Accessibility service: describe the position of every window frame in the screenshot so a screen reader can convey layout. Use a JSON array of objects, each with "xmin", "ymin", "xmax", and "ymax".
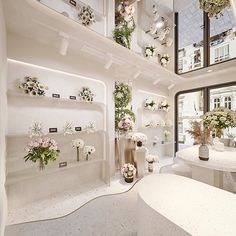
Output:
[
  {"xmin": 174, "ymin": 81, "xmax": 236, "ymax": 153},
  {"xmin": 175, "ymin": 10, "xmax": 236, "ymax": 75}
]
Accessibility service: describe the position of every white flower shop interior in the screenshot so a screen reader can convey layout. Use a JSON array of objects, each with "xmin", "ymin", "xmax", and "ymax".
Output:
[{"xmin": 1, "ymin": 0, "xmax": 236, "ymax": 235}]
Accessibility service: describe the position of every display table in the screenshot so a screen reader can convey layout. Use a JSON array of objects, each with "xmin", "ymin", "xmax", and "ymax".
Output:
[
  {"xmin": 176, "ymin": 146, "xmax": 236, "ymax": 188},
  {"xmin": 137, "ymin": 174, "xmax": 236, "ymax": 236}
]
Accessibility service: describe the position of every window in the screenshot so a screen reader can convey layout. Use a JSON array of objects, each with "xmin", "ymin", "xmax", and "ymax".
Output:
[
  {"xmin": 213, "ymin": 98, "xmax": 220, "ymax": 108},
  {"xmin": 175, "ymin": 3, "xmax": 236, "ymax": 74},
  {"xmin": 176, "ymin": 0, "xmax": 204, "ymax": 74},
  {"xmin": 225, "ymin": 96, "xmax": 232, "ymax": 109},
  {"xmin": 175, "ymin": 82, "xmax": 236, "ymax": 152},
  {"xmin": 176, "ymin": 90, "xmax": 204, "ymax": 151}
]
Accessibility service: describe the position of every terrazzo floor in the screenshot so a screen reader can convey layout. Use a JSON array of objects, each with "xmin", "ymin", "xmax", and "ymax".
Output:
[{"xmin": 7, "ymin": 156, "xmax": 174, "ymax": 226}]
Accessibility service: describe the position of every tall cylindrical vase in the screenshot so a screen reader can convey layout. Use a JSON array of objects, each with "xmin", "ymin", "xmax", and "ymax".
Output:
[
  {"xmin": 199, "ymin": 144, "xmax": 209, "ymax": 161},
  {"xmin": 77, "ymin": 147, "xmax": 80, "ymax": 162}
]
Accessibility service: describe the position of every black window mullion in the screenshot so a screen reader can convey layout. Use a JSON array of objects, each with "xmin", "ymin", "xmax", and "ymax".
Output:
[
  {"xmin": 174, "ymin": 12, "xmax": 179, "ymax": 74},
  {"xmin": 203, "ymin": 12, "xmax": 210, "ymax": 68}
]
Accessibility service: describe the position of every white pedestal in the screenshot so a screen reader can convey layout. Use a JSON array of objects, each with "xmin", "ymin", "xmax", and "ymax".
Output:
[
  {"xmin": 135, "ymin": 148, "xmax": 147, "ymax": 178},
  {"xmin": 192, "ymin": 166, "xmax": 223, "ymax": 188}
]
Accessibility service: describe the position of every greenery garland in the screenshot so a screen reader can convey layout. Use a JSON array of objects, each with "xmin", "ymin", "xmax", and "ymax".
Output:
[{"xmin": 113, "ymin": 81, "xmax": 132, "ymax": 108}]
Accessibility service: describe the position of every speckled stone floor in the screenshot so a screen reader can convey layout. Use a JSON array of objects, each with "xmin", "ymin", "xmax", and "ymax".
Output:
[{"xmin": 5, "ymin": 181, "xmax": 139, "ymax": 236}]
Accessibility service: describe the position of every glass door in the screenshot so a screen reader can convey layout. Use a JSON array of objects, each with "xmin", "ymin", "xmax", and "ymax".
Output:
[{"xmin": 176, "ymin": 90, "xmax": 205, "ymax": 151}]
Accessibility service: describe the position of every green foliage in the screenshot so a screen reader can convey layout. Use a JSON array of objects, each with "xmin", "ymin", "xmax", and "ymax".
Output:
[
  {"xmin": 113, "ymin": 19, "xmax": 135, "ymax": 49},
  {"xmin": 113, "ymin": 81, "xmax": 132, "ymax": 108}
]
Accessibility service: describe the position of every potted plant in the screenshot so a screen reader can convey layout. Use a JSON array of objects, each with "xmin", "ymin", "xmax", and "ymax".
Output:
[
  {"xmin": 186, "ymin": 121, "xmax": 212, "ymax": 161},
  {"xmin": 146, "ymin": 154, "xmax": 159, "ymax": 173},
  {"xmin": 24, "ymin": 137, "xmax": 60, "ymax": 170},
  {"xmin": 121, "ymin": 163, "xmax": 136, "ymax": 183}
]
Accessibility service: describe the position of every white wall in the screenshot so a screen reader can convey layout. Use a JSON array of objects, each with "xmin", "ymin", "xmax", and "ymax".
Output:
[{"xmin": 0, "ymin": 0, "xmax": 8, "ymax": 234}]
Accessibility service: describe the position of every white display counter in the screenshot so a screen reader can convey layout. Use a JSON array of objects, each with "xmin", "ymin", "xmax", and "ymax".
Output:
[{"xmin": 137, "ymin": 174, "xmax": 236, "ymax": 236}]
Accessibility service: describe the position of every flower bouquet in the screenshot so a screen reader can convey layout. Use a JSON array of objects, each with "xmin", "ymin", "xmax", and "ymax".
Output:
[
  {"xmin": 144, "ymin": 98, "xmax": 157, "ymax": 111},
  {"xmin": 84, "ymin": 145, "xmax": 95, "ymax": 160},
  {"xmin": 203, "ymin": 107, "xmax": 236, "ymax": 138},
  {"xmin": 145, "ymin": 46, "xmax": 156, "ymax": 58},
  {"xmin": 78, "ymin": 87, "xmax": 95, "ymax": 103},
  {"xmin": 131, "ymin": 132, "xmax": 148, "ymax": 147},
  {"xmin": 199, "ymin": 0, "xmax": 230, "ymax": 18},
  {"xmin": 78, "ymin": 6, "xmax": 95, "ymax": 26},
  {"xmin": 28, "ymin": 121, "xmax": 44, "ymax": 138},
  {"xmin": 118, "ymin": 115, "xmax": 135, "ymax": 134},
  {"xmin": 72, "ymin": 138, "xmax": 84, "ymax": 161},
  {"xmin": 24, "ymin": 137, "xmax": 60, "ymax": 170},
  {"xmin": 146, "ymin": 154, "xmax": 159, "ymax": 172},
  {"xmin": 159, "ymin": 54, "xmax": 170, "ymax": 67},
  {"xmin": 121, "ymin": 163, "xmax": 136, "ymax": 183},
  {"xmin": 19, "ymin": 76, "xmax": 48, "ymax": 96},
  {"xmin": 159, "ymin": 100, "xmax": 170, "ymax": 112},
  {"xmin": 113, "ymin": 1, "xmax": 136, "ymax": 49}
]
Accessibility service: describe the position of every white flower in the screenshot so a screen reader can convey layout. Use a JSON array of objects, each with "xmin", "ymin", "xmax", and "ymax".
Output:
[
  {"xmin": 84, "ymin": 145, "xmax": 96, "ymax": 155},
  {"xmin": 72, "ymin": 139, "xmax": 84, "ymax": 149},
  {"xmin": 131, "ymin": 132, "xmax": 148, "ymax": 142},
  {"xmin": 146, "ymin": 154, "xmax": 159, "ymax": 163}
]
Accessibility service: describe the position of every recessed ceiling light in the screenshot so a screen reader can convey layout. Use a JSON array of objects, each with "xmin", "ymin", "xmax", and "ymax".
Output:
[{"xmin": 207, "ymin": 69, "xmax": 213, "ymax": 73}]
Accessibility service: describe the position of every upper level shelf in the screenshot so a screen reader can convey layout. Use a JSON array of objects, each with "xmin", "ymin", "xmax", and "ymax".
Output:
[{"xmin": 4, "ymin": 0, "xmax": 184, "ymax": 86}]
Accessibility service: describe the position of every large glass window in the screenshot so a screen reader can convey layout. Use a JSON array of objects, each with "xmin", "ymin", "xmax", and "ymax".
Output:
[
  {"xmin": 177, "ymin": 0, "xmax": 204, "ymax": 74},
  {"xmin": 210, "ymin": 8, "xmax": 236, "ymax": 65},
  {"xmin": 177, "ymin": 90, "xmax": 204, "ymax": 151},
  {"xmin": 209, "ymin": 84, "xmax": 236, "ymax": 137},
  {"xmin": 175, "ymin": 3, "xmax": 236, "ymax": 74}
]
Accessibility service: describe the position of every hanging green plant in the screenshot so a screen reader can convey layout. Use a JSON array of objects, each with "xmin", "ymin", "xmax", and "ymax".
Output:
[
  {"xmin": 113, "ymin": 1, "xmax": 136, "ymax": 49},
  {"xmin": 113, "ymin": 81, "xmax": 132, "ymax": 108},
  {"xmin": 199, "ymin": 0, "xmax": 230, "ymax": 18}
]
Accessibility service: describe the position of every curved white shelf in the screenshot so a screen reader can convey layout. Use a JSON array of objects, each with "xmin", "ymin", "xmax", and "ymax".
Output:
[
  {"xmin": 7, "ymin": 91, "xmax": 105, "ymax": 111},
  {"xmin": 6, "ymin": 158, "xmax": 105, "ymax": 185},
  {"xmin": 6, "ymin": 129, "xmax": 105, "ymax": 139}
]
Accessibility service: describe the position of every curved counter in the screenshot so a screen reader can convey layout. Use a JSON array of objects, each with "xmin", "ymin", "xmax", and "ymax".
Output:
[{"xmin": 138, "ymin": 174, "xmax": 236, "ymax": 236}]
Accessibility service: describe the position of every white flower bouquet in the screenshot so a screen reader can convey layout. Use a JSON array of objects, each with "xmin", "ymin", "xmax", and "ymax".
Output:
[
  {"xmin": 146, "ymin": 154, "xmax": 159, "ymax": 164},
  {"xmin": 28, "ymin": 121, "xmax": 44, "ymax": 138},
  {"xmin": 83, "ymin": 122, "xmax": 96, "ymax": 134},
  {"xmin": 145, "ymin": 46, "xmax": 156, "ymax": 58},
  {"xmin": 131, "ymin": 132, "xmax": 147, "ymax": 147},
  {"xmin": 19, "ymin": 76, "xmax": 48, "ymax": 96},
  {"xmin": 121, "ymin": 163, "xmax": 136, "ymax": 182},
  {"xmin": 78, "ymin": 6, "xmax": 95, "ymax": 26},
  {"xmin": 84, "ymin": 145, "xmax": 95, "ymax": 161},
  {"xmin": 78, "ymin": 87, "xmax": 95, "ymax": 103},
  {"xmin": 24, "ymin": 137, "xmax": 60, "ymax": 170},
  {"xmin": 159, "ymin": 100, "xmax": 170, "ymax": 112},
  {"xmin": 144, "ymin": 98, "xmax": 157, "ymax": 111},
  {"xmin": 118, "ymin": 115, "xmax": 135, "ymax": 134},
  {"xmin": 63, "ymin": 122, "xmax": 75, "ymax": 135},
  {"xmin": 159, "ymin": 54, "xmax": 170, "ymax": 67},
  {"xmin": 203, "ymin": 107, "xmax": 236, "ymax": 137},
  {"xmin": 72, "ymin": 138, "xmax": 84, "ymax": 162}
]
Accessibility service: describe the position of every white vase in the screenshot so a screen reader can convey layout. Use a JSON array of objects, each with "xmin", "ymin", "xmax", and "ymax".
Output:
[{"xmin": 199, "ymin": 145, "xmax": 209, "ymax": 161}]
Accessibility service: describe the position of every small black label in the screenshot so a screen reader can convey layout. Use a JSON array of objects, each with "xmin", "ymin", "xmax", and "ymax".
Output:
[
  {"xmin": 59, "ymin": 162, "xmax": 67, "ymax": 168},
  {"xmin": 49, "ymin": 128, "xmax": 58, "ymax": 133},
  {"xmin": 69, "ymin": 96, "xmax": 76, "ymax": 100},
  {"xmin": 52, "ymin": 93, "xmax": 60, "ymax": 98},
  {"xmin": 69, "ymin": 0, "xmax": 76, "ymax": 6},
  {"xmin": 75, "ymin": 127, "xmax": 82, "ymax": 132}
]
